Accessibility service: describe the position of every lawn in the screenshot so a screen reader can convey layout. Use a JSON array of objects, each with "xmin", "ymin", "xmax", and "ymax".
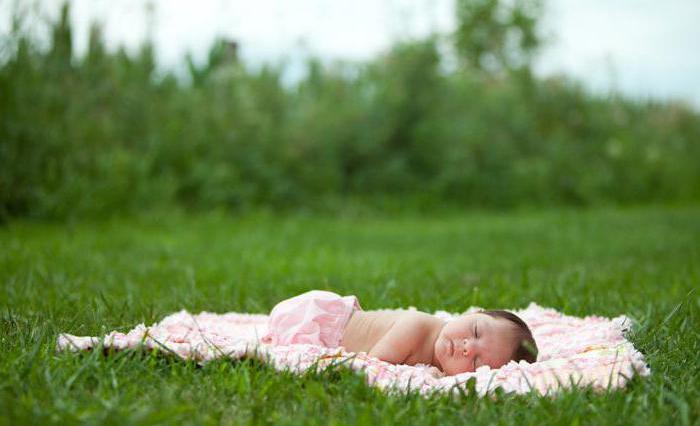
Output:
[{"xmin": 1, "ymin": 206, "xmax": 698, "ymax": 425}]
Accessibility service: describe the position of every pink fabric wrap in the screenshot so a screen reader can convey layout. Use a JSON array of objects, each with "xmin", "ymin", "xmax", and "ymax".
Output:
[{"xmin": 261, "ymin": 290, "xmax": 362, "ymax": 348}]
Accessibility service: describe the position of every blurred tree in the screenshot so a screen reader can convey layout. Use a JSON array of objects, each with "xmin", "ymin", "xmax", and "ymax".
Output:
[
  {"xmin": 49, "ymin": 3, "xmax": 73, "ymax": 70},
  {"xmin": 187, "ymin": 38, "xmax": 240, "ymax": 87},
  {"xmin": 454, "ymin": 0, "xmax": 543, "ymax": 73}
]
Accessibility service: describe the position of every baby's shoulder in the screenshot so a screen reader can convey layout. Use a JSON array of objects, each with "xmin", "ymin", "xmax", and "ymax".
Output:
[{"xmin": 392, "ymin": 310, "xmax": 436, "ymax": 333}]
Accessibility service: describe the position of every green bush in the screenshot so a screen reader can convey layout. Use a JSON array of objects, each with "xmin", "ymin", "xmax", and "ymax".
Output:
[{"xmin": 1, "ymin": 2, "xmax": 699, "ymax": 220}]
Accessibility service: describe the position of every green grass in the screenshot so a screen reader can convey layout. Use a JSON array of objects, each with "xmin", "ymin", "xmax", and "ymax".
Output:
[{"xmin": 1, "ymin": 206, "xmax": 698, "ymax": 425}]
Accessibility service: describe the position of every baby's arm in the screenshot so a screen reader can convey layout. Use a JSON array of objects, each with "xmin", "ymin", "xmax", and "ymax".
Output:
[{"xmin": 368, "ymin": 316, "xmax": 429, "ymax": 364}]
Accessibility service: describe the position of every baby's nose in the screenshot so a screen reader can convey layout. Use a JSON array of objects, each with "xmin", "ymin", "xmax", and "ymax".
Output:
[
  {"xmin": 463, "ymin": 337, "xmax": 479, "ymax": 353},
  {"xmin": 462, "ymin": 339, "xmax": 472, "ymax": 356}
]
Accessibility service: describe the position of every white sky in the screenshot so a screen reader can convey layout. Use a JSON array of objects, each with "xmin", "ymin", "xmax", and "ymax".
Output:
[{"xmin": 2, "ymin": 0, "xmax": 699, "ymax": 107}]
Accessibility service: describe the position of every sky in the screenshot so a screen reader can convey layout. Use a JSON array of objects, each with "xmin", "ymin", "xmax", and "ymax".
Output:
[{"xmin": 2, "ymin": 0, "xmax": 699, "ymax": 107}]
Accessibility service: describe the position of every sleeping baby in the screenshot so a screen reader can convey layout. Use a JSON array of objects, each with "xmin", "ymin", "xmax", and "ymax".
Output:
[{"xmin": 261, "ymin": 290, "xmax": 538, "ymax": 375}]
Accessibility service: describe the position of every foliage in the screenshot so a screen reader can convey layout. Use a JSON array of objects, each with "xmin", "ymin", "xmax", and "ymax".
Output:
[
  {"xmin": 1, "ymin": 2, "xmax": 699, "ymax": 220},
  {"xmin": 454, "ymin": 0, "xmax": 543, "ymax": 72}
]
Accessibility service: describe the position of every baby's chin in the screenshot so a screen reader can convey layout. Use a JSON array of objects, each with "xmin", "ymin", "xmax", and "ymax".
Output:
[
  {"xmin": 442, "ymin": 365, "xmax": 475, "ymax": 376},
  {"xmin": 436, "ymin": 354, "xmax": 475, "ymax": 375}
]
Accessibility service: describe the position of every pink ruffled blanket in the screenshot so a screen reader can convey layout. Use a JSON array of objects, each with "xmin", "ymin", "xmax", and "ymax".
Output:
[{"xmin": 56, "ymin": 303, "xmax": 649, "ymax": 396}]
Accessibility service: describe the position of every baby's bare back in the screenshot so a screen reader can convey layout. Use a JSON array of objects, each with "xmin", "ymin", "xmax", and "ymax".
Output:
[
  {"xmin": 340, "ymin": 309, "xmax": 403, "ymax": 352},
  {"xmin": 340, "ymin": 309, "xmax": 442, "ymax": 366}
]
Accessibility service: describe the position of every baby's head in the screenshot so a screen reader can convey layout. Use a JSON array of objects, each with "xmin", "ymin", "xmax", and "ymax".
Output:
[{"xmin": 433, "ymin": 310, "xmax": 537, "ymax": 375}]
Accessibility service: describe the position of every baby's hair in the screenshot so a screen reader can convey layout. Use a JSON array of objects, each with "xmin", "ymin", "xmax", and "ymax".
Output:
[{"xmin": 480, "ymin": 310, "xmax": 538, "ymax": 363}]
